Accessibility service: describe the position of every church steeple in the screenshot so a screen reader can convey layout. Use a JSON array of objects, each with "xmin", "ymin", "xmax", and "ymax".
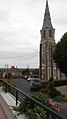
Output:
[
  {"xmin": 41, "ymin": 0, "xmax": 55, "ymax": 40},
  {"xmin": 43, "ymin": 0, "xmax": 52, "ymax": 28}
]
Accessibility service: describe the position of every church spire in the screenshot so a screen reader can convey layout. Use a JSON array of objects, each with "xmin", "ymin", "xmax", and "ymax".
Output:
[{"xmin": 43, "ymin": 0, "xmax": 52, "ymax": 28}]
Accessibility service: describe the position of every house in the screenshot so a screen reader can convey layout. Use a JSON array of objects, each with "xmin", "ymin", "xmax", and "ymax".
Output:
[{"xmin": 4, "ymin": 66, "xmax": 22, "ymax": 78}]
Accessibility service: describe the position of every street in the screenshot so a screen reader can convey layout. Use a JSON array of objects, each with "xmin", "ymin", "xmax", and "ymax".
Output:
[
  {"xmin": 56, "ymin": 86, "xmax": 67, "ymax": 119},
  {"xmin": 13, "ymin": 78, "xmax": 32, "ymax": 94},
  {"xmin": 12, "ymin": 78, "xmax": 34, "ymax": 101}
]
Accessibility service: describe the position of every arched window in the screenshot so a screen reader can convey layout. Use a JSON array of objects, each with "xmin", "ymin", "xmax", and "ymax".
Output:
[{"xmin": 49, "ymin": 29, "xmax": 52, "ymax": 38}]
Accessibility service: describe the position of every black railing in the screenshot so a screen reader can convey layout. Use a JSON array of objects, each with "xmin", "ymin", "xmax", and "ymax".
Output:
[{"xmin": 0, "ymin": 79, "xmax": 64, "ymax": 119}]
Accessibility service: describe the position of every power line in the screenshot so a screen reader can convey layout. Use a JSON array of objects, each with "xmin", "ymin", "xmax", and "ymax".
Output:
[
  {"xmin": 0, "ymin": 51, "xmax": 39, "ymax": 68},
  {"xmin": 0, "ymin": 51, "xmax": 39, "ymax": 60}
]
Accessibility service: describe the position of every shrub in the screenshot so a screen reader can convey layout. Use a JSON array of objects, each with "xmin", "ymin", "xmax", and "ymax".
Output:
[
  {"xmin": 13, "ymin": 95, "xmax": 60, "ymax": 119},
  {"xmin": 5, "ymin": 73, "xmax": 12, "ymax": 79},
  {"xmin": 47, "ymin": 77, "xmax": 61, "ymax": 98},
  {"xmin": 31, "ymin": 84, "xmax": 42, "ymax": 92}
]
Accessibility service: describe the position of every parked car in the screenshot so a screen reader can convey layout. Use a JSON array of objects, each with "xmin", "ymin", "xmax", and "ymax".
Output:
[
  {"xmin": 30, "ymin": 78, "xmax": 41, "ymax": 84},
  {"xmin": 27, "ymin": 77, "xmax": 35, "ymax": 81},
  {"xmin": 30, "ymin": 78, "xmax": 42, "ymax": 91}
]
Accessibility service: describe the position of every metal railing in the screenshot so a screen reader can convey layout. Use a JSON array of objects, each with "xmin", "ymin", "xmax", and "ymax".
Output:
[{"xmin": 0, "ymin": 79, "xmax": 64, "ymax": 119}]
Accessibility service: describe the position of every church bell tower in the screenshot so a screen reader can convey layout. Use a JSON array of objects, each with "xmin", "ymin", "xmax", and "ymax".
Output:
[{"xmin": 39, "ymin": 0, "xmax": 55, "ymax": 80}]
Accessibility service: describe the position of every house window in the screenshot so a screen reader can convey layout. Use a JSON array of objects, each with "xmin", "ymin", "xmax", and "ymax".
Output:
[{"xmin": 49, "ymin": 29, "xmax": 52, "ymax": 38}]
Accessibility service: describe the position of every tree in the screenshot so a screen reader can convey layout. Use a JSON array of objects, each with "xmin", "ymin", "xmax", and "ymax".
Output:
[
  {"xmin": 32, "ymin": 68, "xmax": 39, "ymax": 75},
  {"xmin": 22, "ymin": 68, "xmax": 30, "ymax": 75},
  {"xmin": 53, "ymin": 32, "xmax": 67, "ymax": 76},
  {"xmin": 5, "ymin": 73, "xmax": 12, "ymax": 79}
]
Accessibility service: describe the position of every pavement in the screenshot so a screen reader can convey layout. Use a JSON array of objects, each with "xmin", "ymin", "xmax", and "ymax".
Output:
[
  {"xmin": 56, "ymin": 86, "xmax": 67, "ymax": 95},
  {"xmin": 0, "ymin": 87, "xmax": 28, "ymax": 119},
  {"xmin": 0, "ymin": 104, "xmax": 7, "ymax": 119},
  {"xmin": 56, "ymin": 86, "xmax": 67, "ymax": 119}
]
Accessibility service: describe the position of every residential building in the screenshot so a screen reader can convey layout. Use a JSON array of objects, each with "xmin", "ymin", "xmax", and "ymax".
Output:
[{"xmin": 3, "ymin": 66, "xmax": 22, "ymax": 78}]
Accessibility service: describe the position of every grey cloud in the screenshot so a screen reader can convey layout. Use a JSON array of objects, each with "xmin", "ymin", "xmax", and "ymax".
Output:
[{"xmin": 0, "ymin": 0, "xmax": 66, "ymax": 67}]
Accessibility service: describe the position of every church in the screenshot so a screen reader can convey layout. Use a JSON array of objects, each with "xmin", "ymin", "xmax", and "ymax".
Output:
[{"xmin": 39, "ymin": 0, "xmax": 66, "ymax": 81}]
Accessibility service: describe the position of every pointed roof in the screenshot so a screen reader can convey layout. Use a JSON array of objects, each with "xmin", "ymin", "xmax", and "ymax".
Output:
[{"xmin": 43, "ymin": 0, "xmax": 53, "ymax": 28}]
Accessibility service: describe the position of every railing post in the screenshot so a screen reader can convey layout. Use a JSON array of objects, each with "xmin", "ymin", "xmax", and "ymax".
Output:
[
  {"xmin": 16, "ymin": 90, "xmax": 18, "ymax": 106},
  {"xmin": 46, "ymin": 112, "xmax": 49, "ymax": 119},
  {"xmin": 5, "ymin": 83, "xmax": 7, "ymax": 93},
  {"xmin": 52, "ymin": 115, "xmax": 56, "ymax": 119}
]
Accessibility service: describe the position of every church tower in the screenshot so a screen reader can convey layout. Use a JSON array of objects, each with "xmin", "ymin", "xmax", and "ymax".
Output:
[
  {"xmin": 39, "ymin": 0, "xmax": 55, "ymax": 80},
  {"xmin": 39, "ymin": 0, "xmax": 66, "ymax": 81}
]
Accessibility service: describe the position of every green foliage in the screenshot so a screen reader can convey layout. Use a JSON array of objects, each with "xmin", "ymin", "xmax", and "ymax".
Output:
[
  {"xmin": 22, "ymin": 68, "xmax": 39, "ymax": 78},
  {"xmin": 47, "ymin": 77, "xmax": 61, "ymax": 98},
  {"xmin": 54, "ymin": 96, "xmax": 63, "ymax": 102},
  {"xmin": 32, "ymin": 68, "xmax": 39, "ymax": 75},
  {"xmin": 30, "ymin": 77, "xmax": 61, "ymax": 98},
  {"xmin": 47, "ymin": 77, "xmax": 54, "ymax": 90},
  {"xmin": 53, "ymin": 32, "xmax": 67, "ymax": 76},
  {"xmin": 40, "ymin": 88, "xmax": 48, "ymax": 94},
  {"xmin": 54, "ymin": 79, "xmax": 67, "ymax": 86},
  {"xmin": 48, "ymin": 88, "xmax": 61, "ymax": 98},
  {"xmin": 14, "ymin": 94, "xmax": 61, "ymax": 119},
  {"xmin": 13, "ymin": 95, "xmax": 49, "ymax": 119},
  {"xmin": 22, "ymin": 68, "xmax": 30, "ymax": 75},
  {"xmin": 31, "ymin": 84, "xmax": 42, "ymax": 92},
  {"xmin": 5, "ymin": 73, "xmax": 12, "ymax": 79}
]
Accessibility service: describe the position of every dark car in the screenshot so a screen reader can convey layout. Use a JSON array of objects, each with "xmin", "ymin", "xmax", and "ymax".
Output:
[
  {"xmin": 27, "ymin": 77, "xmax": 35, "ymax": 81},
  {"xmin": 30, "ymin": 78, "xmax": 42, "ymax": 91}
]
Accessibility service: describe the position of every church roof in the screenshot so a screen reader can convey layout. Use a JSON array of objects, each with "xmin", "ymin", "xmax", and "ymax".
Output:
[{"xmin": 43, "ymin": 0, "xmax": 53, "ymax": 28}]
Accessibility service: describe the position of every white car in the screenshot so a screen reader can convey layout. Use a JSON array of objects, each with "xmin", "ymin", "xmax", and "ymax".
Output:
[{"xmin": 27, "ymin": 77, "xmax": 35, "ymax": 81}]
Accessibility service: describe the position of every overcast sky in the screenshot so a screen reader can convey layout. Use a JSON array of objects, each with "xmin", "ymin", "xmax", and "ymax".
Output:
[{"xmin": 0, "ymin": 0, "xmax": 67, "ymax": 68}]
